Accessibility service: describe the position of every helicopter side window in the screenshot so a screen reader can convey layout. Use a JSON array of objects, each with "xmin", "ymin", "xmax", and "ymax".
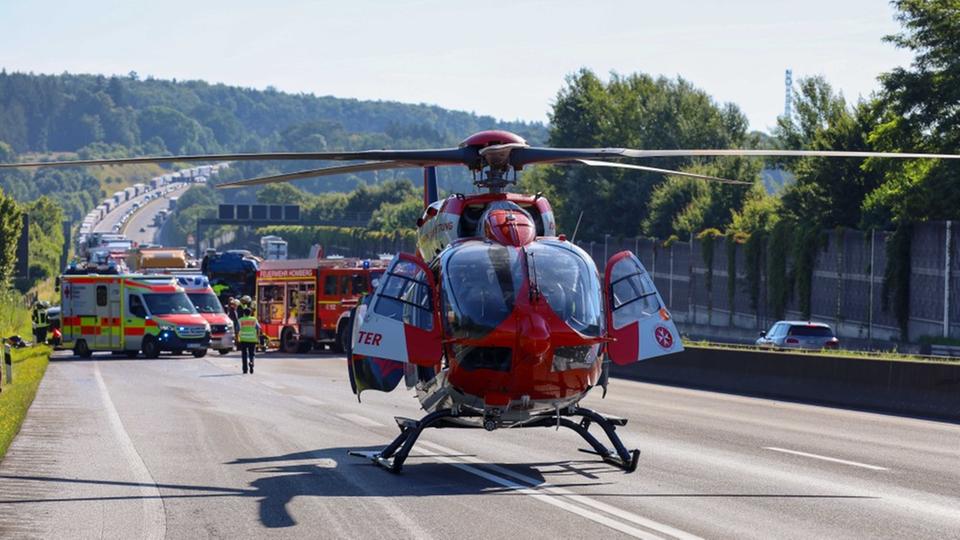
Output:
[
  {"xmin": 609, "ymin": 257, "xmax": 661, "ymax": 329},
  {"xmin": 374, "ymin": 260, "xmax": 433, "ymax": 331}
]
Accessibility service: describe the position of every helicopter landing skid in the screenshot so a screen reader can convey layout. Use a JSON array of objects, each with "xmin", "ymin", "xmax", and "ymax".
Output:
[
  {"xmin": 349, "ymin": 406, "xmax": 639, "ymax": 474},
  {"xmin": 349, "ymin": 409, "xmax": 459, "ymax": 473},
  {"xmin": 523, "ymin": 407, "xmax": 640, "ymax": 473}
]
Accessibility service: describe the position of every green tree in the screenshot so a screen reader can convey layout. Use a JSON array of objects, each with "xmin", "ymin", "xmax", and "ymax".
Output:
[
  {"xmin": 862, "ymin": 0, "xmax": 960, "ymax": 225},
  {"xmin": 137, "ymin": 106, "xmax": 204, "ymax": 153},
  {"xmin": 257, "ymin": 183, "xmax": 311, "ymax": 205},
  {"xmin": 542, "ymin": 69, "xmax": 755, "ymax": 239},
  {"xmin": 0, "ymin": 188, "xmax": 23, "ymax": 286},
  {"xmin": 775, "ymin": 79, "xmax": 884, "ymax": 229}
]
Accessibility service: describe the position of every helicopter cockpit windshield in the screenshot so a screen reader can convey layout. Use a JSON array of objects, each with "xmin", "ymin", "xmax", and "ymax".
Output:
[
  {"xmin": 526, "ymin": 240, "xmax": 603, "ymax": 337},
  {"xmin": 440, "ymin": 239, "xmax": 604, "ymax": 340},
  {"xmin": 442, "ymin": 241, "xmax": 523, "ymax": 339}
]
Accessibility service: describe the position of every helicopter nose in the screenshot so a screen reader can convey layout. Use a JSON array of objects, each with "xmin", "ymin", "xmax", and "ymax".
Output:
[{"xmin": 519, "ymin": 312, "xmax": 550, "ymax": 361}]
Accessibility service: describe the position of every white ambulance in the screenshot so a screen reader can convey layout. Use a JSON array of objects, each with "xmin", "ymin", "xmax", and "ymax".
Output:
[{"xmin": 60, "ymin": 274, "xmax": 211, "ymax": 358}]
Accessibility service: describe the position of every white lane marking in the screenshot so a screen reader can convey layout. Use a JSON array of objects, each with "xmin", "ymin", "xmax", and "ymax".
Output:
[
  {"xmin": 294, "ymin": 395, "xmax": 325, "ymax": 406},
  {"xmin": 763, "ymin": 447, "xmax": 889, "ymax": 471},
  {"xmin": 337, "ymin": 413, "xmax": 384, "ymax": 427},
  {"xmin": 420, "ymin": 440, "xmax": 701, "ymax": 540},
  {"xmin": 94, "ymin": 362, "xmax": 166, "ymax": 540}
]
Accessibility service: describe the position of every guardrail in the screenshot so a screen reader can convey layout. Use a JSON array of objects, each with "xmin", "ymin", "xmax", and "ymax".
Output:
[{"xmin": 610, "ymin": 345, "xmax": 960, "ymax": 422}]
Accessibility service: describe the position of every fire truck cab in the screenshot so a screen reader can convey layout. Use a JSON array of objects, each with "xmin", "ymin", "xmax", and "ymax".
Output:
[
  {"xmin": 257, "ymin": 258, "xmax": 386, "ymax": 353},
  {"xmin": 173, "ymin": 274, "xmax": 235, "ymax": 356},
  {"xmin": 61, "ymin": 274, "xmax": 211, "ymax": 358}
]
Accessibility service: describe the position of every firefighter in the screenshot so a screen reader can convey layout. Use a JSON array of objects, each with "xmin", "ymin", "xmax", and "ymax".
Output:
[
  {"xmin": 212, "ymin": 280, "xmax": 230, "ymax": 298},
  {"xmin": 225, "ymin": 297, "xmax": 240, "ymax": 334},
  {"xmin": 32, "ymin": 301, "xmax": 49, "ymax": 344},
  {"xmin": 237, "ymin": 307, "xmax": 260, "ymax": 374}
]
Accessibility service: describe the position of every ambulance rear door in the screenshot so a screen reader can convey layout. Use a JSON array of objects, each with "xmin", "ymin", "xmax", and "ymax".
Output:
[{"xmin": 92, "ymin": 280, "xmax": 121, "ymax": 350}]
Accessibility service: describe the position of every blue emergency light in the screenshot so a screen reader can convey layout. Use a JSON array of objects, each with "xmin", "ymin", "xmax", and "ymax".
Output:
[{"xmin": 175, "ymin": 275, "xmax": 209, "ymax": 288}]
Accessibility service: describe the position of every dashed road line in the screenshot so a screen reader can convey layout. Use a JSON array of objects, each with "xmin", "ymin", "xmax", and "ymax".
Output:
[
  {"xmin": 337, "ymin": 413, "xmax": 384, "ymax": 428},
  {"xmin": 763, "ymin": 446, "xmax": 889, "ymax": 471},
  {"xmin": 294, "ymin": 395, "xmax": 325, "ymax": 406}
]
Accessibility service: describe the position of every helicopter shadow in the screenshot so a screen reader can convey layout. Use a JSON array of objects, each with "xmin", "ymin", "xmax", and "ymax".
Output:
[
  {"xmin": 226, "ymin": 446, "xmax": 613, "ymax": 528},
  {"xmin": 1, "ymin": 447, "xmax": 874, "ymax": 531}
]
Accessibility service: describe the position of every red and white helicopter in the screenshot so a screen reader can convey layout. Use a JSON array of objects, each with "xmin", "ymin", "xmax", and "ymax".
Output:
[{"xmin": 5, "ymin": 129, "xmax": 959, "ymax": 473}]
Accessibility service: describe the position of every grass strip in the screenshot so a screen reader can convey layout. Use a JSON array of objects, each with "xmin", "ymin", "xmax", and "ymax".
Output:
[
  {"xmin": 683, "ymin": 340, "xmax": 960, "ymax": 365},
  {"xmin": 0, "ymin": 346, "xmax": 52, "ymax": 462}
]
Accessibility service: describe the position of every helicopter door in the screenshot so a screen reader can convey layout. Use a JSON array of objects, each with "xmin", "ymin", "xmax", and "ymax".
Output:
[
  {"xmin": 604, "ymin": 251, "xmax": 683, "ymax": 364},
  {"xmin": 352, "ymin": 253, "xmax": 441, "ymax": 366}
]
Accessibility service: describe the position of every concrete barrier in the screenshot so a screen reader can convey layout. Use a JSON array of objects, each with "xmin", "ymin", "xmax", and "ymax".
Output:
[{"xmin": 610, "ymin": 346, "xmax": 960, "ymax": 422}]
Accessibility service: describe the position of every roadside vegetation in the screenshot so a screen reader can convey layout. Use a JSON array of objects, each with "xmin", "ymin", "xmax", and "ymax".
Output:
[
  {"xmin": 684, "ymin": 340, "xmax": 960, "ymax": 365},
  {"xmin": 0, "ymin": 345, "xmax": 51, "ymax": 461}
]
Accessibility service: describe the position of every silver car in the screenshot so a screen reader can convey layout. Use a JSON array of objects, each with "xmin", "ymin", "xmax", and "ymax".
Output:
[{"xmin": 756, "ymin": 321, "xmax": 840, "ymax": 350}]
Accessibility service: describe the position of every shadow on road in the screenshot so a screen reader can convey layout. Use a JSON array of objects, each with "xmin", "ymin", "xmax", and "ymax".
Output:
[
  {"xmin": 49, "ymin": 354, "xmax": 199, "ymax": 363},
  {"xmin": 0, "ymin": 446, "xmax": 878, "ymax": 530}
]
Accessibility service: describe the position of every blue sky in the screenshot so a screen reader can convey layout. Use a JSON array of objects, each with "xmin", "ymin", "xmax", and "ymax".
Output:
[{"xmin": 0, "ymin": 0, "xmax": 912, "ymax": 133}]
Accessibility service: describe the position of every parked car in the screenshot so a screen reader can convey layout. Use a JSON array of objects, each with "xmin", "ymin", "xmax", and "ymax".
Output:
[{"xmin": 756, "ymin": 321, "xmax": 840, "ymax": 350}]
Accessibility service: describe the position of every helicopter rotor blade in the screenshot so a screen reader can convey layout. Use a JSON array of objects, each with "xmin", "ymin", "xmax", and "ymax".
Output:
[
  {"xmin": 572, "ymin": 159, "xmax": 753, "ymax": 185},
  {"xmin": 512, "ymin": 147, "xmax": 960, "ymax": 167},
  {"xmin": 0, "ymin": 148, "xmax": 473, "ymax": 170},
  {"xmin": 216, "ymin": 161, "xmax": 429, "ymax": 189}
]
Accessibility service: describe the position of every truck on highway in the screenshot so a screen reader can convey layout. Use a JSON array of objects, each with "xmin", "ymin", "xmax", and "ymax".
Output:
[
  {"xmin": 260, "ymin": 235, "xmax": 288, "ymax": 260},
  {"xmin": 256, "ymin": 257, "xmax": 386, "ymax": 353},
  {"xmin": 168, "ymin": 196, "xmax": 179, "ymax": 211},
  {"xmin": 201, "ymin": 250, "xmax": 260, "ymax": 302},
  {"xmin": 60, "ymin": 274, "xmax": 211, "ymax": 358},
  {"xmin": 129, "ymin": 248, "xmax": 188, "ymax": 272}
]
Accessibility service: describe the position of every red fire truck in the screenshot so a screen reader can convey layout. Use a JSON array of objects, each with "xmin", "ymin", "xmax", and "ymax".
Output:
[{"xmin": 256, "ymin": 258, "xmax": 387, "ymax": 353}]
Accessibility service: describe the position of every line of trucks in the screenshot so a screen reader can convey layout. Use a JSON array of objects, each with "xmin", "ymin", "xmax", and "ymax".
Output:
[
  {"xmin": 59, "ymin": 246, "xmax": 388, "ymax": 359},
  {"xmin": 77, "ymin": 164, "xmax": 225, "ymax": 240}
]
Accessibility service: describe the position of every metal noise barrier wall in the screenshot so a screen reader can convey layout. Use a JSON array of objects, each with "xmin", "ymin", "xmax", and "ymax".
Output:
[
  {"xmin": 575, "ymin": 222, "xmax": 960, "ymax": 345},
  {"xmin": 610, "ymin": 347, "xmax": 960, "ymax": 422}
]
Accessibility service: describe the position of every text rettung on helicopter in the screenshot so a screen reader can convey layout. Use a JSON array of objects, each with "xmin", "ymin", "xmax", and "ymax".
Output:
[{"xmin": 6, "ymin": 130, "xmax": 960, "ymax": 473}]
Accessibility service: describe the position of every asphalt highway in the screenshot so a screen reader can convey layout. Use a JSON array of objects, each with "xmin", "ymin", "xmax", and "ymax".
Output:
[
  {"xmin": 0, "ymin": 351, "xmax": 957, "ymax": 539},
  {"xmin": 122, "ymin": 189, "xmax": 179, "ymax": 246},
  {"xmin": 93, "ymin": 183, "xmax": 187, "ymax": 240}
]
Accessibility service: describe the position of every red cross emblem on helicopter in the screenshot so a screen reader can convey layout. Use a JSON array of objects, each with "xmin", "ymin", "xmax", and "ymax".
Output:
[{"xmin": 654, "ymin": 325, "xmax": 673, "ymax": 349}]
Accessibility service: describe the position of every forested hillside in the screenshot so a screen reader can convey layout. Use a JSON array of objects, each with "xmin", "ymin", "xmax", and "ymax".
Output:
[
  {"xmin": 0, "ymin": 70, "xmax": 547, "ymax": 246},
  {"xmin": 0, "ymin": 71, "xmax": 546, "ymax": 155}
]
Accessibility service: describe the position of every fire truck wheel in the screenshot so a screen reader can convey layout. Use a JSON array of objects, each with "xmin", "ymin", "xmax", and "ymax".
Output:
[
  {"xmin": 192, "ymin": 349, "xmax": 208, "ymax": 358},
  {"xmin": 281, "ymin": 328, "xmax": 299, "ymax": 354},
  {"xmin": 217, "ymin": 349, "xmax": 231, "ymax": 355},
  {"xmin": 142, "ymin": 337, "xmax": 161, "ymax": 359},
  {"xmin": 74, "ymin": 340, "xmax": 93, "ymax": 359}
]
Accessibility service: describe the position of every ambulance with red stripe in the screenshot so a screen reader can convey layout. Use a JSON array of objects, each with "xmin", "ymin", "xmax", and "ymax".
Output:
[
  {"xmin": 60, "ymin": 274, "xmax": 211, "ymax": 358},
  {"xmin": 172, "ymin": 274, "xmax": 235, "ymax": 356}
]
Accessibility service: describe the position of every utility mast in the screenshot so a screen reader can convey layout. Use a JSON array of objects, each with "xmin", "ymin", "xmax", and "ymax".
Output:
[{"xmin": 784, "ymin": 69, "xmax": 793, "ymax": 119}]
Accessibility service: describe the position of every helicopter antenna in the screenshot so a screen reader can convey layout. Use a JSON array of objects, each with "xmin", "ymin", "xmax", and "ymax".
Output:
[{"xmin": 571, "ymin": 211, "xmax": 585, "ymax": 242}]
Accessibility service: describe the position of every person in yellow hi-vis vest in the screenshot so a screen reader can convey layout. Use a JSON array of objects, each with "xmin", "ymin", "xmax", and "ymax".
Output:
[{"xmin": 237, "ymin": 308, "xmax": 261, "ymax": 374}]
